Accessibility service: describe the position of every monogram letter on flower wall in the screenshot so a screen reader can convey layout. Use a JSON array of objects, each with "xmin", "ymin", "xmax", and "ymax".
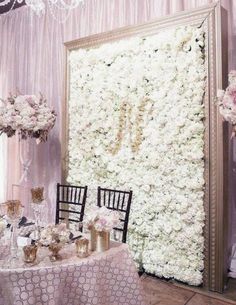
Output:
[{"xmin": 109, "ymin": 97, "xmax": 152, "ymax": 155}]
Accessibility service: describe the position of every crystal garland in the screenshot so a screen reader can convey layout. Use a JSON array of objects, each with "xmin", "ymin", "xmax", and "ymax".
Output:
[
  {"xmin": 47, "ymin": 0, "xmax": 77, "ymax": 24},
  {"xmin": 0, "ymin": 0, "xmax": 14, "ymax": 5},
  {"xmin": 0, "ymin": 0, "xmax": 18, "ymax": 15},
  {"xmin": 0, "ymin": 0, "xmax": 84, "ymax": 22}
]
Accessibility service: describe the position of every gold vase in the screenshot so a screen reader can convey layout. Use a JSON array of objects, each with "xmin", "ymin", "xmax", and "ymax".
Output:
[
  {"xmin": 75, "ymin": 238, "xmax": 89, "ymax": 258},
  {"xmin": 23, "ymin": 244, "xmax": 38, "ymax": 263},
  {"xmin": 96, "ymin": 231, "xmax": 110, "ymax": 252},
  {"xmin": 5, "ymin": 200, "xmax": 22, "ymax": 219},
  {"xmin": 31, "ymin": 187, "xmax": 44, "ymax": 203},
  {"xmin": 48, "ymin": 242, "xmax": 62, "ymax": 262},
  {"xmin": 89, "ymin": 226, "xmax": 97, "ymax": 251}
]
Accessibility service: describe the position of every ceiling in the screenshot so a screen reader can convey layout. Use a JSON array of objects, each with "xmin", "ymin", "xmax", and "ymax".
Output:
[{"xmin": 0, "ymin": 0, "xmax": 26, "ymax": 14}]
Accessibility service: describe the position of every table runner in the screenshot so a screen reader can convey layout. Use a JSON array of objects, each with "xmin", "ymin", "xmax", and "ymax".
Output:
[{"xmin": 0, "ymin": 243, "xmax": 146, "ymax": 305}]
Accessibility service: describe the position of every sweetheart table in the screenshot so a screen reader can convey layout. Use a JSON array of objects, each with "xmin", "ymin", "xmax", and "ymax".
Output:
[{"xmin": 0, "ymin": 242, "xmax": 146, "ymax": 305}]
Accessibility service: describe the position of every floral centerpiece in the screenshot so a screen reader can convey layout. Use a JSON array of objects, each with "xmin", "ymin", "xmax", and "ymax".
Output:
[
  {"xmin": 0, "ymin": 93, "xmax": 56, "ymax": 143},
  {"xmin": 40, "ymin": 223, "xmax": 70, "ymax": 261},
  {"xmin": 217, "ymin": 70, "xmax": 236, "ymax": 137},
  {"xmin": 39, "ymin": 223, "xmax": 70, "ymax": 246},
  {"xmin": 84, "ymin": 206, "xmax": 120, "ymax": 232},
  {"xmin": 84, "ymin": 206, "xmax": 120, "ymax": 252}
]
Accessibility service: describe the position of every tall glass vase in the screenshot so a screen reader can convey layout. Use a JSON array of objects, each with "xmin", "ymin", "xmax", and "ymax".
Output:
[
  {"xmin": 18, "ymin": 136, "xmax": 34, "ymax": 186},
  {"xmin": 10, "ymin": 135, "xmax": 35, "ymax": 219},
  {"xmin": 10, "ymin": 219, "xmax": 19, "ymax": 259},
  {"xmin": 31, "ymin": 201, "xmax": 46, "ymax": 240},
  {"xmin": 5, "ymin": 200, "xmax": 24, "ymax": 266}
]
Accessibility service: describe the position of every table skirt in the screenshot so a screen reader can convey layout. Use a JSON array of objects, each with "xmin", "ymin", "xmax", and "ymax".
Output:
[{"xmin": 0, "ymin": 243, "xmax": 146, "ymax": 305}]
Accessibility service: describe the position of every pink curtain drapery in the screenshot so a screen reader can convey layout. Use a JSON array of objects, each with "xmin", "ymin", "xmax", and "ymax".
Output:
[{"xmin": 0, "ymin": 0, "xmax": 235, "ymax": 242}]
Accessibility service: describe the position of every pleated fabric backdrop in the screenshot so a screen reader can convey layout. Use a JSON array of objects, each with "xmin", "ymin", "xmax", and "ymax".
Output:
[{"xmin": 0, "ymin": 0, "xmax": 235, "ymax": 242}]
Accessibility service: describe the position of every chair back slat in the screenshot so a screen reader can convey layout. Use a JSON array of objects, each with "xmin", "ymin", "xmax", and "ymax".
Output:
[
  {"xmin": 73, "ymin": 187, "xmax": 77, "ymax": 203},
  {"xmin": 78, "ymin": 188, "xmax": 81, "ymax": 203},
  {"xmin": 121, "ymin": 193, "xmax": 126, "ymax": 210},
  {"xmin": 118, "ymin": 193, "xmax": 121, "ymax": 210},
  {"xmin": 112, "ymin": 192, "xmax": 116, "ymax": 209},
  {"xmin": 97, "ymin": 186, "xmax": 132, "ymax": 243},
  {"xmin": 62, "ymin": 186, "xmax": 65, "ymax": 202},
  {"xmin": 108, "ymin": 191, "xmax": 111, "ymax": 208},
  {"xmin": 103, "ymin": 191, "xmax": 106, "ymax": 207},
  {"xmin": 56, "ymin": 183, "xmax": 87, "ymax": 225},
  {"xmin": 69, "ymin": 187, "xmax": 72, "ymax": 202},
  {"xmin": 66, "ymin": 186, "xmax": 69, "ymax": 202},
  {"xmin": 59, "ymin": 217, "xmax": 83, "ymax": 223}
]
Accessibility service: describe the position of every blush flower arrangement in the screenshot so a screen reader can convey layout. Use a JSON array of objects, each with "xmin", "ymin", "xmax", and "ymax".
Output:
[
  {"xmin": 0, "ymin": 93, "xmax": 56, "ymax": 143},
  {"xmin": 217, "ymin": 70, "xmax": 236, "ymax": 137},
  {"xmin": 39, "ymin": 223, "xmax": 70, "ymax": 246},
  {"xmin": 84, "ymin": 206, "xmax": 120, "ymax": 232}
]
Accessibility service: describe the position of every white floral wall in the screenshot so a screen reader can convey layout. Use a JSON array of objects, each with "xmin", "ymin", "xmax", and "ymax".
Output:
[{"xmin": 67, "ymin": 25, "xmax": 206, "ymax": 285}]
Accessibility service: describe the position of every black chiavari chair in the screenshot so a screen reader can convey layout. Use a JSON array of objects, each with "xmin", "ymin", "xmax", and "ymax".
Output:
[
  {"xmin": 56, "ymin": 183, "xmax": 87, "ymax": 225},
  {"xmin": 97, "ymin": 186, "xmax": 132, "ymax": 243}
]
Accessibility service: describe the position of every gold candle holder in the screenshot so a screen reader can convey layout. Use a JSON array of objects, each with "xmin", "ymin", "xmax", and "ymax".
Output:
[
  {"xmin": 75, "ymin": 238, "xmax": 89, "ymax": 258},
  {"xmin": 23, "ymin": 244, "xmax": 38, "ymax": 263},
  {"xmin": 31, "ymin": 187, "xmax": 45, "ymax": 240},
  {"xmin": 48, "ymin": 242, "xmax": 62, "ymax": 262},
  {"xmin": 96, "ymin": 231, "xmax": 110, "ymax": 252},
  {"xmin": 31, "ymin": 187, "xmax": 44, "ymax": 204},
  {"xmin": 5, "ymin": 200, "xmax": 22, "ymax": 219}
]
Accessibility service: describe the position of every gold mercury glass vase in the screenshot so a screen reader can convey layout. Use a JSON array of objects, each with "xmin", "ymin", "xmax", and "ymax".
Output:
[
  {"xmin": 75, "ymin": 238, "xmax": 89, "ymax": 258},
  {"xmin": 96, "ymin": 231, "xmax": 110, "ymax": 252},
  {"xmin": 6, "ymin": 200, "xmax": 22, "ymax": 219},
  {"xmin": 23, "ymin": 244, "xmax": 38, "ymax": 263},
  {"xmin": 31, "ymin": 187, "xmax": 44, "ymax": 203},
  {"xmin": 48, "ymin": 242, "xmax": 63, "ymax": 262}
]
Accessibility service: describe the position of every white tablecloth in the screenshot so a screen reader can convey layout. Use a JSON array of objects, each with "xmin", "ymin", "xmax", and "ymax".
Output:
[{"xmin": 0, "ymin": 242, "xmax": 146, "ymax": 305}]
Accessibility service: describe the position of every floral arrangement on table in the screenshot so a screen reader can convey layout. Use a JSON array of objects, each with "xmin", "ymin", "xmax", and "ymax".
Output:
[
  {"xmin": 217, "ymin": 70, "xmax": 236, "ymax": 137},
  {"xmin": 39, "ymin": 223, "xmax": 70, "ymax": 246},
  {"xmin": 0, "ymin": 93, "xmax": 56, "ymax": 143},
  {"xmin": 84, "ymin": 206, "xmax": 120, "ymax": 232},
  {"xmin": 68, "ymin": 26, "xmax": 206, "ymax": 285}
]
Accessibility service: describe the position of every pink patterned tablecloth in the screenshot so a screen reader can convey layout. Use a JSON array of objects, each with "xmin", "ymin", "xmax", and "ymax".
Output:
[{"xmin": 0, "ymin": 242, "xmax": 146, "ymax": 305}]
